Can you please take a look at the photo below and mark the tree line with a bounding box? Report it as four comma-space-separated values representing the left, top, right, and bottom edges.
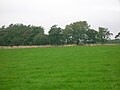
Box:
0, 21, 120, 46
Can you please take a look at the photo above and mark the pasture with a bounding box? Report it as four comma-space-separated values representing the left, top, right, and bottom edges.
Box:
0, 46, 120, 90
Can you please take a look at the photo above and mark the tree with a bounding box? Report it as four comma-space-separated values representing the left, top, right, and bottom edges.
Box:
0, 23, 45, 46
64, 21, 90, 45
49, 25, 64, 45
0, 30, 6, 45
63, 25, 74, 44
33, 34, 49, 45
115, 32, 120, 39
86, 29, 98, 44
0, 25, 5, 31
97, 27, 113, 44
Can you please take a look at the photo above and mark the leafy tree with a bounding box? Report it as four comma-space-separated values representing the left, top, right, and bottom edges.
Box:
33, 34, 49, 45
64, 21, 90, 45
0, 30, 7, 45
115, 32, 120, 39
49, 25, 64, 45
0, 25, 5, 31
0, 24, 44, 46
63, 25, 74, 44
86, 29, 98, 44
97, 27, 113, 44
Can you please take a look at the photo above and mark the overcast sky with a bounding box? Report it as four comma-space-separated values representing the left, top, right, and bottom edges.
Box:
0, 0, 120, 37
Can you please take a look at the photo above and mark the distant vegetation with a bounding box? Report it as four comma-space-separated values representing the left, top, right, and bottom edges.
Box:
0, 21, 120, 46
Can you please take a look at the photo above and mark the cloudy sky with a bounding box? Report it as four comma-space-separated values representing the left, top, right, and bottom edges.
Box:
0, 0, 120, 37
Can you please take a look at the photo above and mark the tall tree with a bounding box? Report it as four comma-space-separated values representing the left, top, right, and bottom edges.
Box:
86, 29, 98, 44
63, 25, 74, 44
33, 34, 49, 45
64, 21, 90, 45
115, 32, 120, 39
97, 27, 113, 44
49, 25, 64, 45
0, 24, 45, 46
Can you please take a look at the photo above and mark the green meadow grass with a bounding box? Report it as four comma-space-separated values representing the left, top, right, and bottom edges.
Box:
0, 46, 120, 90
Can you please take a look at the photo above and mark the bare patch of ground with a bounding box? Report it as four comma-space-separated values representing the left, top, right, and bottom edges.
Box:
0, 45, 54, 49
0, 44, 119, 49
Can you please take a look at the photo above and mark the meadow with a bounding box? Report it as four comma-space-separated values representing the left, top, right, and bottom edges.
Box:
0, 46, 120, 90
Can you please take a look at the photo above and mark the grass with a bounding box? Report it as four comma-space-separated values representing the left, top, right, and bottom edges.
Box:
0, 46, 120, 90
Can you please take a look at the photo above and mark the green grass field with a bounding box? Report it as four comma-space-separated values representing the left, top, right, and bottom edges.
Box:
0, 46, 120, 90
